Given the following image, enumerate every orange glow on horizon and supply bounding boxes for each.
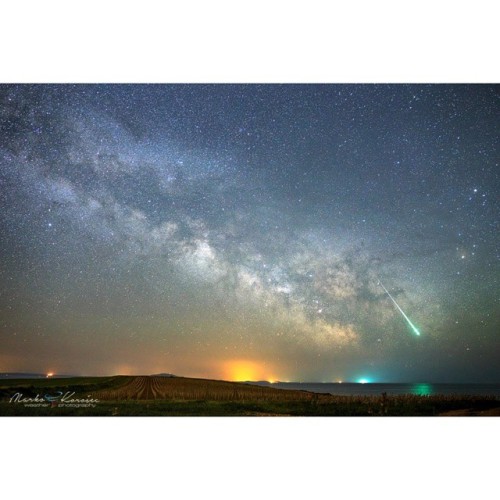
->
[46,372,54,378]
[222,359,276,382]
[113,365,135,376]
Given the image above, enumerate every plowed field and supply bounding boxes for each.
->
[92,376,317,402]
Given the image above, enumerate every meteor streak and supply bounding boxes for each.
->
[379,281,420,336]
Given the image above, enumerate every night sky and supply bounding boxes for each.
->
[1,84,498,382]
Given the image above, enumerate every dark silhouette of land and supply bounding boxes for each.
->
[1,375,499,416]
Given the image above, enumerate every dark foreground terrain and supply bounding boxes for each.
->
[1,376,499,416]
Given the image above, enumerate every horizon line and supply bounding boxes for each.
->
[0,372,497,384]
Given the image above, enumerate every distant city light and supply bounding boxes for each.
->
[46,372,54,378]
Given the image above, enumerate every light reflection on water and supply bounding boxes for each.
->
[255,382,500,397]
[410,383,433,396]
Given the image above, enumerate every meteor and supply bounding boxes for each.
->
[379,281,420,336]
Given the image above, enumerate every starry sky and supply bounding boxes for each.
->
[0,84,498,382]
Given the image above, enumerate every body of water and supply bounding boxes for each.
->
[251,382,500,397]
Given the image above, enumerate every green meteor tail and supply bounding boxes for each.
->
[379,281,420,336]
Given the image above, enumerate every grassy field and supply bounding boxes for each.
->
[1,375,498,416]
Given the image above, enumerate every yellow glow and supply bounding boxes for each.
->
[46,372,54,378]
[223,360,273,382]
[113,365,134,376]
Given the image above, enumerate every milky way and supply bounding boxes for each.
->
[0,84,498,382]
